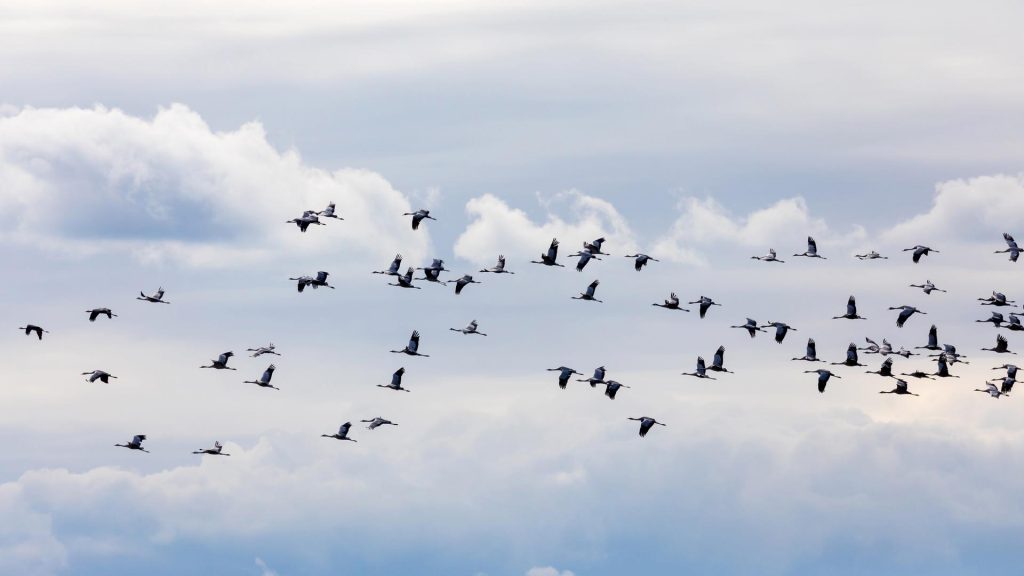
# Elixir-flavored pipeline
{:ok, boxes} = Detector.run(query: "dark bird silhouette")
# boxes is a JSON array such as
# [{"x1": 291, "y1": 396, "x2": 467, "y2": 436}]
[
  {"x1": 86, "y1": 308, "x2": 117, "y2": 321},
  {"x1": 628, "y1": 416, "x2": 665, "y2": 438},
  {"x1": 1004, "y1": 314, "x2": 1024, "y2": 332},
  {"x1": 880, "y1": 378, "x2": 918, "y2": 396},
  {"x1": 683, "y1": 356, "x2": 716, "y2": 379},
  {"x1": 137, "y1": 287, "x2": 170, "y2": 303},
  {"x1": 982, "y1": 334, "x2": 1015, "y2": 354},
  {"x1": 247, "y1": 343, "x2": 280, "y2": 357},
  {"x1": 855, "y1": 251, "x2": 888, "y2": 260},
  {"x1": 392, "y1": 330, "x2": 429, "y2": 357},
  {"x1": 404, "y1": 209, "x2": 436, "y2": 230},
  {"x1": 286, "y1": 210, "x2": 324, "y2": 232},
  {"x1": 531, "y1": 238, "x2": 564, "y2": 267},
  {"x1": 572, "y1": 279, "x2": 602, "y2": 302},
  {"x1": 890, "y1": 305, "x2": 925, "y2": 328},
  {"x1": 975, "y1": 382, "x2": 1006, "y2": 398},
  {"x1": 115, "y1": 434, "x2": 149, "y2": 453},
  {"x1": 933, "y1": 354, "x2": 959, "y2": 378},
  {"x1": 373, "y1": 254, "x2": 403, "y2": 276},
  {"x1": 378, "y1": 367, "x2": 410, "y2": 391},
  {"x1": 450, "y1": 320, "x2": 487, "y2": 336},
  {"x1": 317, "y1": 202, "x2": 344, "y2": 220},
  {"x1": 832, "y1": 343, "x2": 866, "y2": 367},
  {"x1": 193, "y1": 441, "x2": 229, "y2": 456},
  {"x1": 688, "y1": 296, "x2": 721, "y2": 319},
  {"x1": 903, "y1": 245, "x2": 938, "y2": 263},
  {"x1": 201, "y1": 352, "x2": 236, "y2": 370},
  {"x1": 548, "y1": 366, "x2": 583, "y2": 389},
  {"x1": 866, "y1": 357, "x2": 895, "y2": 377},
  {"x1": 583, "y1": 237, "x2": 609, "y2": 255},
  {"x1": 569, "y1": 249, "x2": 601, "y2": 272},
  {"x1": 977, "y1": 312, "x2": 1004, "y2": 327},
  {"x1": 603, "y1": 380, "x2": 630, "y2": 400},
  {"x1": 793, "y1": 236, "x2": 826, "y2": 259},
  {"x1": 992, "y1": 364, "x2": 1018, "y2": 381},
  {"x1": 18, "y1": 324, "x2": 48, "y2": 340},
  {"x1": 322, "y1": 422, "x2": 357, "y2": 441},
  {"x1": 388, "y1": 267, "x2": 421, "y2": 289},
  {"x1": 82, "y1": 369, "x2": 117, "y2": 383},
  {"x1": 416, "y1": 267, "x2": 447, "y2": 286},
  {"x1": 806, "y1": 369, "x2": 840, "y2": 393},
  {"x1": 244, "y1": 364, "x2": 278, "y2": 390},
  {"x1": 480, "y1": 255, "x2": 514, "y2": 274},
  {"x1": 751, "y1": 248, "x2": 784, "y2": 262},
  {"x1": 624, "y1": 253, "x2": 659, "y2": 271},
  {"x1": 909, "y1": 280, "x2": 945, "y2": 295},
  {"x1": 989, "y1": 377, "x2": 1016, "y2": 395},
  {"x1": 979, "y1": 291, "x2": 1015, "y2": 306},
  {"x1": 290, "y1": 271, "x2": 334, "y2": 292},
  {"x1": 454, "y1": 274, "x2": 481, "y2": 295},
  {"x1": 996, "y1": 232, "x2": 1020, "y2": 262},
  {"x1": 652, "y1": 292, "x2": 689, "y2": 311},
  {"x1": 899, "y1": 370, "x2": 934, "y2": 380},
  {"x1": 578, "y1": 366, "x2": 607, "y2": 387},
  {"x1": 916, "y1": 325, "x2": 942, "y2": 351},
  {"x1": 708, "y1": 346, "x2": 732, "y2": 373},
  {"x1": 731, "y1": 318, "x2": 765, "y2": 338},
  {"x1": 361, "y1": 417, "x2": 397, "y2": 430},
  {"x1": 833, "y1": 295, "x2": 866, "y2": 320},
  {"x1": 792, "y1": 338, "x2": 823, "y2": 362},
  {"x1": 762, "y1": 321, "x2": 796, "y2": 343}
]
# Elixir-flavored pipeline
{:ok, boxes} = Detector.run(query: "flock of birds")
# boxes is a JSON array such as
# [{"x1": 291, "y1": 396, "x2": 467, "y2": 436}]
[{"x1": 16, "y1": 205, "x2": 1024, "y2": 448}]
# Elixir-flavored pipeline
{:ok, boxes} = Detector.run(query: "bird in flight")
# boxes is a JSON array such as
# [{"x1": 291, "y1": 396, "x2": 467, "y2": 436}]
[
  {"x1": 572, "y1": 279, "x2": 603, "y2": 303},
  {"x1": 391, "y1": 330, "x2": 429, "y2": 357},
  {"x1": 454, "y1": 274, "x2": 481, "y2": 295},
  {"x1": 762, "y1": 321, "x2": 796, "y2": 343},
  {"x1": 832, "y1": 343, "x2": 866, "y2": 367},
  {"x1": 244, "y1": 364, "x2": 278, "y2": 390},
  {"x1": 793, "y1": 236, "x2": 826, "y2": 259},
  {"x1": 996, "y1": 232, "x2": 1019, "y2": 262},
  {"x1": 624, "y1": 253, "x2": 659, "y2": 271},
  {"x1": 909, "y1": 280, "x2": 945, "y2": 295},
  {"x1": 403, "y1": 209, "x2": 436, "y2": 230},
  {"x1": 806, "y1": 369, "x2": 840, "y2": 393},
  {"x1": 362, "y1": 417, "x2": 398, "y2": 430},
  {"x1": 388, "y1": 267, "x2": 421, "y2": 289},
  {"x1": 82, "y1": 369, "x2": 117, "y2": 383},
  {"x1": 378, "y1": 367, "x2": 410, "y2": 392},
  {"x1": 833, "y1": 295, "x2": 866, "y2": 320},
  {"x1": 792, "y1": 338, "x2": 823, "y2": 362},
  {"x1": 889, "y1": 305, "x2": 925, "y2": 328},
  {"x1": 751, "y1": 248, "x2": 784, "y2": 263},
  {"x1": 979, "y1": 291, "x2": 1015, "y2": 306},
  {"x1": 602, "y1": 380, "x2": 630, "y2": 400},
  {"x1": 115, "y1": 434, "x2": 149, "y2": 453},
  {"x1": 317, "y1": 202, "x2": 344, "y2": 220},
  {"x1": 85, "y1": 308, "x2": 118, "y2": 321},
  {"x1": 531, "y1": 238, "x2": 564, "y2": 267},
  {"x1": 731, "y1": 318, "x2": 765, "y2": 338},
  {"x1": 982, "y1": 334, "x2": 1015, "y2": 354},
  {"x1": 578, "y1": 366, "x2": 607, "y2": 387},
  {"x1": 193, "y1": 441, "x2": 230, "y2": 456},
  {"x1": 247, "y1": 343, "x2": 281, "y2": 357},
  {"x1": 373, "y1": 254, "x2": 403, "y2": 276},
  {"x1": 975, "y1": 382, "x2": 1007, "y2": 398},
  {"x1": 450, "y1": 320, "x2": 487, "y2": 336},
  {"x1": 286, "y1": 210, "x2": 325, "y2": 232},
  {"x1": 682, "y1": 356, "x2": 716, "y2": 379},
  {"x1": 569, "y1": 249, "x2": 601, "y2": 272},
  {"x1": 137, "y1": 287, "x2": 170, "y2": 304},
  {"x1": 652, "y1": 292, "x2": 689, "y2": 312},
  {"x1": 479, "y1": 255, "x2": 514, "y2": 274},
  {"x1": 18, "y1": 324, "x2": 48, "y2": 340},
  {"x1": 688, "y1": 296, "x2": 721, "y2": 319},
  {"x1": 201, "y1": 352, "x2": 237, "y2": 370},
  {"x1": 627, "y1": 416, "x2": 665, "y2": 438},
  {"x1": 855, "y1": 251, "x2": 888, "y2": 260},
  {"x1": 322, "y1": 422, "x2": 357, "y2": 442},
  {"x1": 547, "y1": 366, "x2": 583, "y2": 389},
  {"x1": 904, "y1": 245, "x2": 938, "y2": 263},
  {"x1": 879, "y1": 378, "x2": 918, "y2": 396}
]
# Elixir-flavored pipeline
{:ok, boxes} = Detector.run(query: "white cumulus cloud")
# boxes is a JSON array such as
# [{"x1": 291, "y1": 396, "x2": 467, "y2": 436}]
[
  {"x1": 453, "y1": 190, "x2": 638, "y2": 266},
  {"x1": 526, "y1": 566, "x2": 575, "y2": 576},
  {"x1": 0, "y1": 104, "x2": 429, "y2": 267}
]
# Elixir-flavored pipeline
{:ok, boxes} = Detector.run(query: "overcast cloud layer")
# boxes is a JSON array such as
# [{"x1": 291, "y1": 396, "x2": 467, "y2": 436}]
[{"x1": 4, "y1": 2, "x2": 1024, "y2": 575}]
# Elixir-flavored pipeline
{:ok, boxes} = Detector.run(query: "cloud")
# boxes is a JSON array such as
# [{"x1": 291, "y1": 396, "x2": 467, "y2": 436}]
[
  {"x1": 255, "y1": 557, "x2": 279, "y2": 576},
  {"x1": 0, "y1": 104, "x2": 429, "y2": 267},
  {"x1": 526, "y1": 567, "x2": 575, "y2": 576},
  {"x1": 453, "y1": 190, "x2": 638, "y2": 265},
  {"x1": 650, "y1": 196, "x2": 865, "y2": 265},
  {"x1": 882, "y1": 174, "x2": 1024, "y2": 247}
]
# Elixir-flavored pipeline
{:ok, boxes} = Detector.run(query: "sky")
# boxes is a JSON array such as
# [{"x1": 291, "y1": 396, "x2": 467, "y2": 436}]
[{"x1": 2, "y1": 1, "x2": 1024, "y2": 575}]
